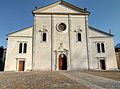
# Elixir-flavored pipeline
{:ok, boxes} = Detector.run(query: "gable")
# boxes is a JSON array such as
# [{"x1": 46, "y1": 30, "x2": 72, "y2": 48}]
[
  {"x1": 8, "y1": 26, "x2": 33, "y2": 37},
  {"x1": 89, "y1": 26, "x2": 113, "y2": 37},
  {"x1": 39, "y1": 4, "x2": 80, "y2": 13},
  {"x1": 33, "y1": 1, "x2": 90, "y2": 14}
]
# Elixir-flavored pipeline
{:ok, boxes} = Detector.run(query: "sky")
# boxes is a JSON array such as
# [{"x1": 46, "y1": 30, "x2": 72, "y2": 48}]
[{"x1": 0, "y1": 0, "x2": 120, "y2": 47}]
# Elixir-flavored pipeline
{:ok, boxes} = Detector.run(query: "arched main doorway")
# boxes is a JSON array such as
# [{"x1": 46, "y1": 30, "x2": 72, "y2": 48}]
[{"x1": 58, "y1": 54, "x2": 67, "y2": 70}]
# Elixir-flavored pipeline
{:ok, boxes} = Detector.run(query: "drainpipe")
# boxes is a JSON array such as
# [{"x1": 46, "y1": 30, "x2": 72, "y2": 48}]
[
  {"x1": 51, "y1": 14, "x2": 53, "y2": 71},
  {"x1": 68, "y1": 14, "x2": 71, "y2": 70},
  {"x1": 32, "y1": 15, "x2": 35, "y2": 71},
  {"x1": 85, "y1": 15, "x2": 90, "y2": 70}
]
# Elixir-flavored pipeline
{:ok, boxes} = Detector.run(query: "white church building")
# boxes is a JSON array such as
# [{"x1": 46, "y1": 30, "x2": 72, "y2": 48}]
[{"x1": 5, "y1": 0, "x2": 117, "y2": 71}]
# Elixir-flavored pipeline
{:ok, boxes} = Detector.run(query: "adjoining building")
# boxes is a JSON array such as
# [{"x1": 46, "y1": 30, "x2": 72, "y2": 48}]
[
  {"x1": 5, "y1": 1, "x2": 117, "y2": 72},
  {"x1": 115, "y1": 47, "x2": 120, "y2": 69}
]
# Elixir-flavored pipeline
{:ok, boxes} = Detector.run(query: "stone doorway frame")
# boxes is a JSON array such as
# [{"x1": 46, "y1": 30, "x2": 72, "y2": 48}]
[
  {"x1": 16, "y1": 58, "x2": 26, "y2": 72},
  {"x1": 54, "y1": 47, "x2": 70, "y2": 70},
  {"x1": 97, "y1": 57, "x2": 106, "y2": 70}
]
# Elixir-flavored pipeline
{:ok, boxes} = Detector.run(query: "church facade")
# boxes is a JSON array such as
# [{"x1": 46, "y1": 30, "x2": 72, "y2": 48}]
[{"x1": 5, "y1": 1, "x2": 117, "y2": 71}]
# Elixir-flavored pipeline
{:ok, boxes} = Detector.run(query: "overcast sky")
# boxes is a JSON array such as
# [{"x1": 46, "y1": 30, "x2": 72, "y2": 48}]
[{"x1": 0, "y1": 0, "x2": 120, "y2": 47}]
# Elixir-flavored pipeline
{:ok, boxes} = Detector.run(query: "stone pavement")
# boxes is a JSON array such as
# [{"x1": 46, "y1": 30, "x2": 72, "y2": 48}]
[
  {"x1": 0, "y1": 71, "x2": 89, "y2": 89},
  {"x1": 60, "y1": 71, "x2": 120, "y2": 89},
  {"x1": 0, "y1": 71, "x2": 120, "y2": 89}
]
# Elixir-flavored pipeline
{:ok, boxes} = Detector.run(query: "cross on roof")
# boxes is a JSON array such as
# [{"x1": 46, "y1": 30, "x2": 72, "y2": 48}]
[{"x1": 60, "y1": 0, "x2": 63, "y2": 2}]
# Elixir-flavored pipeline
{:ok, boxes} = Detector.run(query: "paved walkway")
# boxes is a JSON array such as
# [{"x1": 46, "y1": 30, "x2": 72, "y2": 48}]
[
  {"x1": 0, "y1": 71, "x2": 120, "y2": 89},
  {"x1": 60, "y1": 71, "x2": 120, "y2": 89},
  {"x1": 0, "y1": 71, "x2": 89, "y2": 89}
]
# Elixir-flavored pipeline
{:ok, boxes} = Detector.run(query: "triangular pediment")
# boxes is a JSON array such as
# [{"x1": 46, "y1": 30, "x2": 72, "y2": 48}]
[{"x1": 33, "y1": 1, "x2": 90, "y2": 14}]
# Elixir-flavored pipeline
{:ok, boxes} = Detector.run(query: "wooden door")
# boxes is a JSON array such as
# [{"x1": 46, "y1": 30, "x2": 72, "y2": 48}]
[
  {"x1": 59, "y1": 57, "x2": 62, "y2": 70},
  {"x1": 62, "y1": 56, "x2": 67, "y2": 70},
  {"x1": 100, "y1": 60, "x2": 106, "y2": 70},
  {"x1": 19, "y1": 61, "x2": 25, "y2": 71}
]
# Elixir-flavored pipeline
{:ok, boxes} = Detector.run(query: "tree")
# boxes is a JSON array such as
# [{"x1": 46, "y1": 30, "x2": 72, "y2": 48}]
[
  {"x1": 0, "y1": 46, "x2": 4, "y2": 58},
  {"x1": 0, "y1": 46, "x2": 4, "y2": 49}
]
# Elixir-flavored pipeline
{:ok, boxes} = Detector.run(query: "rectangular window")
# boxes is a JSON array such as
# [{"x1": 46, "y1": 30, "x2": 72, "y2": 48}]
[
  {"x1": 23, "y1": 43, "x2": 27, "y2": 53},
  {"x1": 78, "y1": 33, "x2": 81, "y2": 41},
  {"x1": 96, "y1": 43, "x2": 105, "y2": 53},
  {"x1": 97, "y1": 43, "x2": 101, "y2": 53},
  {"x1": 43, "y1": 33, "x2": 46, "y2": 42},
  {"x1": 19, "y1": 43, "x2": 22, "y2": 53},
  {"x1": 18, "y1": 42, "x2": 27, "y2": 53}
]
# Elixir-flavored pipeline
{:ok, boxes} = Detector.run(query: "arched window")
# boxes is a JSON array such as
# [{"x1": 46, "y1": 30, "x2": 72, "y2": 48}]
[
  {"x1": 43, "y1": 33, "x2": 46, "y2": 42},
  {"x1": 78, "y1": 33, "x2": 81, "y2": 41},
  {"x1": 101, "y1": 43, "x2": 105, "y2": 53},
  {"x1": 97, "y1": 43, "x2": 101, "y2": 53},
  {"x1": 23, "y1": 43, "x2": 27, "y2": 53},
  {"x1": 19, "y1": 43, "x2": 22, "y2": 53}
]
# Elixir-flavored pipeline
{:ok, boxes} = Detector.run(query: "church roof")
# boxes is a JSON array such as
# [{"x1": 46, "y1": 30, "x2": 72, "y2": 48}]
[
  {"x1": 32, "y1": 0, "x2": 90, "y2": 14},
  {"x1": 89, "y1": 26, "x2": 114, "y2": 36},
  {"x1": 7, "y1": 26, "x2": 114, "y2": 37},
  {"x1": 7, "y1": 26, "x2": 33, "y2": 36}
]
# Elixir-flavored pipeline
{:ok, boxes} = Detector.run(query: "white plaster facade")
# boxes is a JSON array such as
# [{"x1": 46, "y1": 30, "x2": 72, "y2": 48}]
[
  {"x1": 5, "y1": 27, "x2": 33, "y2": 71},
  {"x1": 5, "y1": 1, "x2": 117, "y2": 71}
]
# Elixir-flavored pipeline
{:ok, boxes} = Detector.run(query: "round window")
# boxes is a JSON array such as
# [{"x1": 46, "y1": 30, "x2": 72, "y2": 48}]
[{"x1": 57, "y1": 23, "x2": 66, "y2": 31}]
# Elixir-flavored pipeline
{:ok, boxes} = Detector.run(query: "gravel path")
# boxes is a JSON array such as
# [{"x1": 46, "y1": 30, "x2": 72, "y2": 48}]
[{"x1": 62, "y1": 71, "x2": 120, "y2": 89}]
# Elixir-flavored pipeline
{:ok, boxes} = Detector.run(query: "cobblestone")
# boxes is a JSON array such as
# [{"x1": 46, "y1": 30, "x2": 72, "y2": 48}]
[
  {"x1": 82, "y1": 71, "x2": 120, "y2": 81},
  {"x1": 0, "y1": 71, "x2": 89, "y2": 89},
  {"x1": 62, "y1": 71, "x2": 120, "y2": 89},
  {"x1": 0, "y1": 71, "x2": 120, "y2": 89}
]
